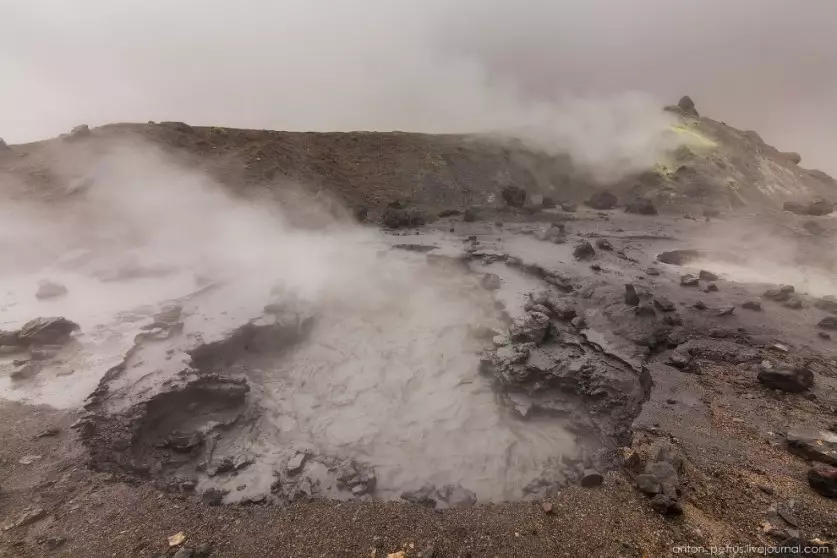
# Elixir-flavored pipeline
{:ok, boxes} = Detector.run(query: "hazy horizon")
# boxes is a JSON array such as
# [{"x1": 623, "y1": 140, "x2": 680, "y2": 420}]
[{"x1": 2, "y1": 0, "x2": 835, "y2": 173}]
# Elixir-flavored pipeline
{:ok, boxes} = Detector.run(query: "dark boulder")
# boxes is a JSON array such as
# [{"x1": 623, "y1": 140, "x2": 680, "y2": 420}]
[
  {"x1": 541, "y1": 196, "x2": 556, "y2": 209},
  {"x1": 501, "y1": 186, "x2": 527, "y2": 208},
  {"x1": 764, "y1": 285, "x2": 795, "y2": 302},
  {"x1": 15, "y1": 317, "x2": 79, "y2": 347},
  {"x1": 680, "y1": 274, "x2": 699, "y2": 287},
  {"x1": 698, "y1": 270, "x2": 718, "y2": 281},
  {"x1": 624, "y1": 284, "x2": 640, "y2": 306},
  {"x1": 36, "y1": 280, "x2": 68, "y2": 300},
  {"x1": 758, "y1": 362, "x2": 814, "y2": 393},
  {"x1": 808, "y1": 464, "x2": 837, "y2": 498},
  {"x1": 585, "y1": 191, "x2": 618, "y2": 210},
  {"x1": 786, "y1": 429, "x2": 837, "y2": 466},
  {"x1": 595, "y1": 238, "x2": 613, "y2": 251},
  {"x1": 807, "y1": 200, "x2": 834, "y2": 216},
  {"x1": 625, "y1": 198, "x2": 657, "y2": 215},
  {"x1": 815, "y1": 296, "x2": 837, "y2": 313},
  {"x1": 677, "y1": 96, "x2": 698, "y2": 117},
  {"x1": 480, "y1": 273, "x2": 502, "y2": 291},
  {"x1": 742, "y1": 300, "x2": 763, "y2": 311}
]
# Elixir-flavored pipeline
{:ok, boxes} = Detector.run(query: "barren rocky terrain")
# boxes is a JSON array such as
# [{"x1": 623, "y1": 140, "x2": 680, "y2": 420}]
[{"x1": 0, "y1": 99, "x2": 836, "y2": 557}]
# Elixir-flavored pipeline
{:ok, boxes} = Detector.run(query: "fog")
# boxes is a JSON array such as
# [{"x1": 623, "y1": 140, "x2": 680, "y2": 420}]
[{"x1": 1, "y1": 0, "x2": 835, "y2": 173}]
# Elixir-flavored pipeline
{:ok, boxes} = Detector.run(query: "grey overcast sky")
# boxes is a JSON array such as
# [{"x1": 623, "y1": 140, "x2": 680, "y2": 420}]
[{"x1": 1, "y1": 0, "x2": 835, "y2": 173}]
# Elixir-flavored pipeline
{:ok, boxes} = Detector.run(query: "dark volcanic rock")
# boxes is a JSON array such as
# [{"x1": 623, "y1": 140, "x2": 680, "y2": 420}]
[
  {"x1": 636, "y1": 474, "x2": 662, "y2": 495},
  {"x1": 624, "y1": 284, "x2": 640, "y2": 306},
  {"x1": 585, "y1": 191, "x2": 618, "y2": 210},
  {"x1": 786, "y1": 429, "x2": 837, "y2": 466},
  {"x1": 437, "y1": 484, "x2": 477, "y2": 508},
  {"x1": 815, "y1": 296, "x2": 837, "y2": 313},
  {"x1": 657, "y1": 250, "x2": 704, "y2": 265},
  {"x1": 650, "y1": 493, "x2": 683, "y2": 515},
  {"x1": 764, "y1": 285, "x2": 795, "y2": 302},
  {"x1": 581, "y1": 469, "x2": 604, "y2": 488},
  {"x1": 698, "y1": 270, "x2": 718, "y2": 281},
  {"x1": 818, "y1": 316, "x2": 837, "y2": 330},
  {"x1": 573, "y1": 241, "x2": 595, "y2": 260},
  {"x1": 742, "y1": 300, "x2": 762, "y2": 311},
  {"x1": 501, "y1": 185, "x2": 527, "y2": 208},
  {"x1": 677, "y1": 96, "x2": 698, "y2": 117},
  {"x1": 401, "y1": 484, "x2": 437, "y2": 508},
  {"x1": 783, "y1": 296, "x2": 803, "y2": 310},
  {"x1": 463, "y1": 207, "x2": 479, "y2": 222},
  {"x1": 559, "y1": 201, "x2": 578, "y2": 212},
  {"x1": 758, "y1": 363, "x2": 814, "y2": 393},
  {"x1": 509, "y1": 312, "x2": 551, "y2": 345},
  {"x1": 15, "y1": 317, "x2": 79, "y2": 346},
  {"x1": 808, "y1": 464, "x2": 837, "y2": 498},
  {"x1": 382, "y1": 206, "x2": 427, "y2": 229},
  {"x1": 624, "y1": 198, "x2": 657, "y2": 215},
  {"x1": 680, "y1": 274, "x2": 699, "y2": 287},
  {"x1": 541, "y1": 196, "x2": 556, "y2": 209},
  {"x1": 653, "y1": 296, "x2": 676, "y2": 312},
  {"x1": 595, "y1": 238, "x2": 613, "y2": 251},
  {"x1": 807, "y1": 200, "x2": 834, "y2": 216}
]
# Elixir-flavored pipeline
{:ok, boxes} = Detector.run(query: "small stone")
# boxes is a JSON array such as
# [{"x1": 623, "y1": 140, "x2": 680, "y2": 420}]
[
  {"x1": 819, "y1": 331, "x2": 831, "y2": 340},
  {"x1": 717, "y1": 305, "x2": 735, "y2": 316},
  {"x1": 765, "y1": 286, "x2": 794, "y2": 302},
  {"x1": 653, "y1": 296, "x2": 675, "y2": 312},
  {"x1": 668, "y1": 353, "x2": 690, "y2": 369},
  {"x1": 173, "y1": 548, "x2": 194, "y2": 558},
  {"x1": 541, "y1": 501, "x2": 553, "y2": 514},
  {"x1": 705, "y1": 283, "x2": 718, "y2": 292},
  {"x1": 698, "y1": 270, "x2": 718, "y2": 281},
  {"x1": 786, "y1": 428, "x2": 837, "y2": 465},
  {"x1": 783, "y1": 296, "x2": 803, "y2": 309},
  {"x1": 201, "y1": 488, "x2": 224, "y2": 506},
  {"x1": 636, "y1": 474, "x2": 662, "y2": 495},
  {"x1": 680, "y1": 274, "x2": 699, "y2": 287},
  {"x1": 650, "y1": 494, "x2": 683, "y2": 515},
  {"x1": 693, "y1": 301, "x2": 707, "y2": 310},
  {"x1": 595, "y1": 238, "x2": 613, "y2": 251},
  {"x1": 742, "y1": 300, "x2": 762, "y2": 311},
  {"x1": 819, "y1": 316, "x2": 837, "y2": 330},
  {"x1": 573, "y1": 241, "x2": 595, "y2": 260},
  {"x1": 646, "y1": 267, "x2": 661, "y2": 276},
  {"x1": 401, "y1": 483, "x2": 437, "y2": 508},
  {"x1": 758, "y1": 484, "x2": 775, "y2": 495},
  {"x1": 758, "y1": 363, "x2": 813, "y2": 392},
  {"x1": 580, "y1": 469, "x2": 604, "y2": 487},
  {"x1": 624, "y1": 284, "x2": 640, "y2": 306},
  {"x1": 286, "y1": 452, "x2": 307, "y2": 476},
  {"x1": 807, "y1": 463, "x2": 837, "y2": 498}
]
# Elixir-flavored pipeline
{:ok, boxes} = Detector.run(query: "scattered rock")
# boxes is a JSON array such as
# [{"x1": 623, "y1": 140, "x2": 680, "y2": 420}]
[
  {"x1": 692, "y1": 300, "x2": 707, "y2": 310},
  {"x1": 667, "y1": 352, "x2": 690, "y2": 369},
  {"x1": 14, "y1": 317, "x2": 79, "y2": 346},
  {"x1": 646, "y1": 267, "x2": 660, "y2": 276},
  {"x1": 764, "y1": 285, "x2": 795, "y2": 302},
  {"x1": 717, "y1": 305, "x2": 735, "y2": 316},
  {"x1": 202, "y1": 488, "x2": 225, "y2": 506},
  {"x1": 815, "y1": 296, "x2": 837, "y2": 313},
  {"x1": 585, "y1": 191, "x2": 618, "y2": 210},
  {"x1": 286, "y1": 452, "x2": 308, "y2": 476},
  {"x1": 573, "y1": 241, "x2": 595, "y2": 260},
  {"x1": 650, "y1": 494, "x2": 683, "y2": 515},
  {"x1": 786, "y1": 428, "x2": 837, "y2": 466},
  {"x1": 698, "y1": 270, "x2": 718, "y2": 281},
  {"x1": 783, "y1": 296, "x2": 803, "y2": 310},
  {"x1": 677, "y1": 95, "x2": 698, "y2": 117},
  {"x1": 818, "y1": 316, "x2": 837, "y2": 330},
  {"x1": 501, "y1": 186, "x2": 527, "y2": 208},
  {"x1": 382, "y1": 205, "x2": 427, "y2": 229},
  {"x1": 3, "y1": 507, "x2": 47, "y2": 530},
  {"x1": 808, "y1": 463, "x2": 837, "y2": 498},
  {"x1": 401, "y1": 484, "x2": 437, "y2": 508},
  {"x1": 653, "y1": 296, "x2": 675, "y2": 312},
  {"x1": 541, "y1": 196, "x2": 556, "y2": 209},
  {"x1": 636, "y1": 474, "x2": 662, "y2": 495},
  {"x1": 624, "y1": 284, "x2": 640, "y2": 306},
  {"x1": 624, "y1": 198, "x2": 657, "y2": 215},
  {"x1": 757, "y1": 484, "x2": 775, "y2": 495},
  {"x1": 680, "y1": 274, "x2": 699, "y2": 287},
  {"x1": 742, "y1": 300, "x2": 762, "y2": 311},
  {"x1": 437, "y1": 484, "x2": 477, "y2": 508},
  {"x1": 480, "y1": 273, "x2": 502, "y2": 291},
  {"x1": 704, "y1": 283, "x2": 718, "y2": 292},
  {"x1": 510, "y1": 312, "x2": 551, "y2": 345},
  {"x1": 807, "y1": 200, "x2": 834, "y2": 216},
  {"x1": 581, "y1": 469, "x2": 604, "y2": 488},
  {"x1": 758, "y1": 361, "x2": 814, "y2": 393},
  {"x1": 559, "y1": 202, "x2": 578, "y2": 213},
  {"x1": 595, "y1": 238, "x2": 613, "y2": 251},
  {"x1": 36, "y1": 280, "x2": 68, "y2": 300}
]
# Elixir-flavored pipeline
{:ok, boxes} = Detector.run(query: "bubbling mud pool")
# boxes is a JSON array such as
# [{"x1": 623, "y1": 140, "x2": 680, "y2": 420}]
[{"x1": 3, "y1": 235, "x2": 589, "y2": 504}]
